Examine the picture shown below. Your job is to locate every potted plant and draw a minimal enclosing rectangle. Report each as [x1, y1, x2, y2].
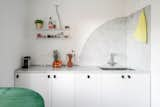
[35, 19, 44, 29]
[52, 50, 62, 68]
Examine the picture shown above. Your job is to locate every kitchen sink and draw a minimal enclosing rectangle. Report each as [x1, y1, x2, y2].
[99, 67, 134, 71]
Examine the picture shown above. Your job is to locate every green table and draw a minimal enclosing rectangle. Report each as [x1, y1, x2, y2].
[0, 88, 44, 107]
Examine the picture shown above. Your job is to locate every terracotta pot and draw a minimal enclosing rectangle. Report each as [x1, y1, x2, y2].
[52, 60, 62, 68]
[36, 23, 43, 29]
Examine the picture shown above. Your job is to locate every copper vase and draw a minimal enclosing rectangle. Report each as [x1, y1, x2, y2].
[67, 54, 73, 67]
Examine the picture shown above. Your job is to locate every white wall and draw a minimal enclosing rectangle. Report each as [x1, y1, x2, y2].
[0, 0, 28, 87]
[28, 0, 126, 66]
[151, 0, 160, 107]
[125, 0, 151, 16]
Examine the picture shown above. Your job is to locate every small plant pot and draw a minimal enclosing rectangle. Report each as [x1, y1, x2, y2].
[35, 19, 44, 29]
[35, 23, 43, 29]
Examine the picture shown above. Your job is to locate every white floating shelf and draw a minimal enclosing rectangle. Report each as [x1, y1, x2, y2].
[36, 28, 64, 32]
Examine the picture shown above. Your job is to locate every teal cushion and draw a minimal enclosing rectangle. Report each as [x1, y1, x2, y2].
[0, 88, 44, 107]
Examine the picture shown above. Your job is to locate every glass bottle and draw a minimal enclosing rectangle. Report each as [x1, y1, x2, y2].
[48, 17, 53, 29]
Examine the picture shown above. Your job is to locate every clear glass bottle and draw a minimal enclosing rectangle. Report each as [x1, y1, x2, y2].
[48, 17, 53, 29]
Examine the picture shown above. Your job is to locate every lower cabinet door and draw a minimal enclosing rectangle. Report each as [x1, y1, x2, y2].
[101, 73, 150, 107]
[15, 73, 51, 107]
[51, 72, 74, 107]
[101, 73, 124, 107]
[123, 73, 150, 107]
[75, 73, 100, 107]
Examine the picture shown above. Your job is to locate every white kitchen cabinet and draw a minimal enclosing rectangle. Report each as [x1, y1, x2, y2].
[14, 73, 51, 107]
[101, 73, 124, 107]
[15, 72, 75, 107]
[51, 72, 74, 107]
[101, 73, 150, 107]
[124, 73, 150, 107]
[15, 70, 150, 107]
[75, 73, 100, 107]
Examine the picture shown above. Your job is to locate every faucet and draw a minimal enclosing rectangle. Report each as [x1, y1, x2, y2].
[108, 53, 117, 66]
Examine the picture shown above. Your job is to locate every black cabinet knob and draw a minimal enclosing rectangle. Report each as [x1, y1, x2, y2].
[48, 75, 51, 78]
[128, 75, 131, 79]
[87, 75, 90, 79]
[53, 75, 56, 79]
[16, 74, 19, 79]
[121, 75, 125, 79]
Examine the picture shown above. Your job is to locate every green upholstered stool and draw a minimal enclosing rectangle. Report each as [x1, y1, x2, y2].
[0, 88, 44, 107]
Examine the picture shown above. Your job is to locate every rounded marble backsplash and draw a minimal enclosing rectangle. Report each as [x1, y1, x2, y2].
[79, 5, 150, 71]
[79, 17, 127, 67]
